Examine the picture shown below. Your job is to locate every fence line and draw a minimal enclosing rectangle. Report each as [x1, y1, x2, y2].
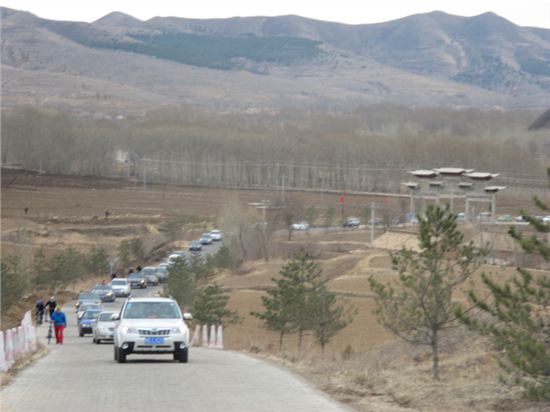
[1, 311, 38, 372]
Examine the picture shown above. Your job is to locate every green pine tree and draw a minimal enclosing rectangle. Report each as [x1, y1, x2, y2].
[456, 167, 550, 401]
[164, 256, 197, 312]
[191, 282, 242, 327]
[308, 277, 356, 356]
[369, 204, 488, 380]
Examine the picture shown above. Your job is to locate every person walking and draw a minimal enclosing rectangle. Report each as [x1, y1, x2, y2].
[44, 296, 57, 321]
[50, 306, 67, 344]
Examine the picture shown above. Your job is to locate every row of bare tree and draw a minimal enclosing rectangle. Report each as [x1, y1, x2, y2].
[2, 105, 547, 198]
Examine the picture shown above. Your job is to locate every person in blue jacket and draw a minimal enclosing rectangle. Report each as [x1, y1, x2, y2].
[50, 306, 67, 344]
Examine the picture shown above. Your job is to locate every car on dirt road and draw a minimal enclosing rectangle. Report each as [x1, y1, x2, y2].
[497, 215, 513, 222]
[91, 284, 116, 302]
[93, 311, 117, 344]
[113, 296, 192, 363]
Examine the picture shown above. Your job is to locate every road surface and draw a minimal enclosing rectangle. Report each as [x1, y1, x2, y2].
[1, 282, 354, 412]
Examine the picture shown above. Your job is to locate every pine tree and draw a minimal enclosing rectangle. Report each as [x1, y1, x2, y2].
[191, 282, 242, 328]
[456, 167, 550, 401]
[164, 256, 197, 312]
[369, 204, 488, 380]
[308, 277, 356, 356]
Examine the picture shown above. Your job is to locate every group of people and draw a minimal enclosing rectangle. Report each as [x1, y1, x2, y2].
[35, 297, 67, 344]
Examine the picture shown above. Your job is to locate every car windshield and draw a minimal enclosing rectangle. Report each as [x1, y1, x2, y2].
[191, 241, 200, 245]
[142, 267, 155, 275]
[211, 230, 220, 234]
[79, 293, 99, 300]
[83, 311, 101, 320]
[128, 273, 144, 279]
[123, 302, 181, 319]
[93, 285, 111, 290]
[112, 280, 126, 286]
[201, 234, 211, 238]
[99, 313, 115, 321]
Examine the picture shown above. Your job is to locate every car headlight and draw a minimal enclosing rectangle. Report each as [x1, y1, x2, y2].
[121, 327, 138, 334]
[171, 327, 187, 334]
[98, 326, 107, 332]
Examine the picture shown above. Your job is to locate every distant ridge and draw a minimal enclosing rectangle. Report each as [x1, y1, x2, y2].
[93, 12, 143, 28]
[1, 7, 549, 112]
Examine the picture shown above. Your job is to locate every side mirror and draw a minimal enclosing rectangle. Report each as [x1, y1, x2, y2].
[183, 313, 192, 320]
[111, 314, 120, 320]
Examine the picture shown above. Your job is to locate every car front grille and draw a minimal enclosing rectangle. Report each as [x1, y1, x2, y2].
[108, 327, 114, 331]
[138, 329, 170, 336]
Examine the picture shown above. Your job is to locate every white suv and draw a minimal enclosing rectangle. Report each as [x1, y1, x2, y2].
[113, 297, 191, 363]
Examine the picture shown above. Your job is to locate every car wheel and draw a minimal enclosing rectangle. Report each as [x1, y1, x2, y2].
[79, 331, 84, 337]
[92, 337, 96, 343]
[117, 347, 126, 363]
[114, 346, 118, 361]
[179, 348, 188, 363]
[96, 339, 101, 344]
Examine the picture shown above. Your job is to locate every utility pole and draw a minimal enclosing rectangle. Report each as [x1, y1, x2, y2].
[370, 202, 375, 247]
[143, 158, 148, 191]
[261, 199, 269, 224]
[472, 204, 476, 241]
[276, 161, 279, 200]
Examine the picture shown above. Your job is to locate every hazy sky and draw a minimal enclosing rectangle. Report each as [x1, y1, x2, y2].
[2, 0, 549, 29]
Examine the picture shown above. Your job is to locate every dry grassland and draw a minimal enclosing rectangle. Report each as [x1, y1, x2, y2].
[2, 170, 549, 411]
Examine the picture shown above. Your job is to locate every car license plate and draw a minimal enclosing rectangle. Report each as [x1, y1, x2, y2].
[132, 282, 138, 286]
[145, 337, 164, 344]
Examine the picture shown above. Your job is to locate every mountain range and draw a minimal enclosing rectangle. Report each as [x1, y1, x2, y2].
[1, 7, 549, 114]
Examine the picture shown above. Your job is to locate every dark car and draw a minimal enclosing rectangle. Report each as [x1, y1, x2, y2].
[200, 233, 213, 245]
[189, 241, 202, 251]
[78, 309, 103, 337]
[91, 284, 116, 302]
[127, 272, 147, 289]
[156, 267, 168, 283]
[75, 292, 101, 312]
[142, 267, 159, 286]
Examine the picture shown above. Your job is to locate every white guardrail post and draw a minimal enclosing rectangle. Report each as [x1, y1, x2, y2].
[11, 328, 19, 361]
[0, 331, 7, 372]
[216, 326, 223, 349]
[4, 329, 14, 368]
[202, 325, 208, 347]
[209, 325, 216, 348]
[191, 325, 200, 347]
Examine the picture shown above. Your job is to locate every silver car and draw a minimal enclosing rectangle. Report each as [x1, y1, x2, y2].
[111, 278, 131, 297]
[93, 311, 117, 344]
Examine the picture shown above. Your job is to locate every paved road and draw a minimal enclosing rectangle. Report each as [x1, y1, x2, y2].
[1, 284, 354, 412]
